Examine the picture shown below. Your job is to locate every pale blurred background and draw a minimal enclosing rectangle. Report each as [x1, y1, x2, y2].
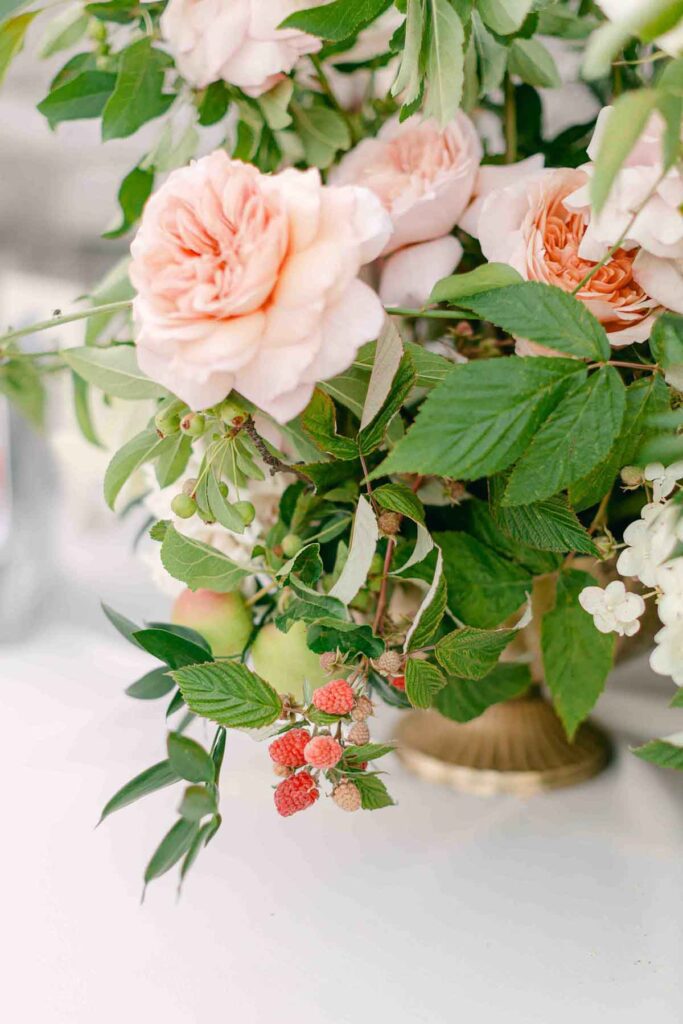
[1, 22, 682, 1024]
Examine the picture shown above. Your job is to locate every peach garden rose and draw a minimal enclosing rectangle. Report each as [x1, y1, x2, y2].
[129, 151, 391, 421]
[160, 0, 325, 96]
[473, 166, 670, 348]
[331, 113, 483, 306]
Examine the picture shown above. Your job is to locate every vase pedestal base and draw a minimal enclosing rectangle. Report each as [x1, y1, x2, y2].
[395, 695, 610, 796]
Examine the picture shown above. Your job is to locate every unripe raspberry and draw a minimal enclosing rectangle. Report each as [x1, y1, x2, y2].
[455, 320, 474, 337]
[274, 772, 319, 817]
[351, 695, 373, 721]
[332, 781, 361, 812]
[348, 721, 370, 745]
[312, 678, 355, 715]
[273, 764, 292, 778]
[268, 728, 310, 768]
[621, 465, 643, 488]
[304, 735, 343, 769]
[390, 675, 406, 691]
[375, 650, 403, 676]
[378, 510, 401, 535]
[319, 650, 338, 673]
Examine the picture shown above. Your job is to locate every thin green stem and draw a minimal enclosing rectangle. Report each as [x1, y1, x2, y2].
[0, 299, 133, 346]
[385, 306, 473, 320]
[504, 73, 517, 164]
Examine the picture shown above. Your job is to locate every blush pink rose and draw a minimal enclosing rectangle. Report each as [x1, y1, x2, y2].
[130, 151, 391, 422]
[474, 166, 666, 347]
[160, 0, 325, 97]
[330, 113, 483, 307]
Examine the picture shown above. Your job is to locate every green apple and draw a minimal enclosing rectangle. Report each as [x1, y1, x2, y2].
[251, 621, 329, 700]
[171, 588, 252, 657]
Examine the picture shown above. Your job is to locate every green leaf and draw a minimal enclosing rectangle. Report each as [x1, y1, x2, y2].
[405, 549, 447, 651]
[146, 621, 211, 653]
[424, 0, 465, 126]
[478, 0, 532, 34]
[353, 773, 395, 810]
[435, 624, 518, 680]
[103, 164, 155, 239]
[374, 482, 425, 524]
[167, 732, 215, 784]
[591, 90, 660, 214]
[491, 486, 598, 556]
[570, 375, 669, 511]
[178, 785, 217, 822]
[437, 531, 530, 628]
[179, 815, 221, 889]
[329, 494, 379, 604]
[132, 627, 212, 669]
[72, 373, 103, 447]
[307, 619, 384, 658]
[144, 818, 199, 886]
[0, 359, 45, 427]
[302, 389, 359, 459]
[171, 661, 282, 729]
[359, 352, 416, 455]
[405, 658, 446, 709]
[102, 38, 174, 141]
[292, 102, 351, 168]
[435, 663, 531, 722]
[650, 314, 683, 391]
[0, 10, 38, 86]
[503, 366, 626, 506]
[343, 742, 395, 765]
[633, 734, 683, 770]
[461, 498, 562, 575]
[391, 0, 424, 107]
[197, 81, 230, 126]
[457, 283, 610, 360]
[99, 760, 180, 823]
[280, 0, 391, 40]
[39, 5, 89, 58]
[508, 38, 561, 88]
[85, 256, 134, 346]
[160, 524, 249, 593]
[155, 432, 192, 489]
[125, 667, 175, 700]
[103, 602, 145, 647]
[37, 70, 116, 127]
[541, 569, 614, 739]
[359, 318, 403, 427]
[376, 357, 584, 480]
[103, 427, 167, 509]
[584, 0, 683, 79]
[430, 262, 523, 304]
[62, 345, 166, 400]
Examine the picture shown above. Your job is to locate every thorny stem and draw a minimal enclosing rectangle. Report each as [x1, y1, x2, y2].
[589, 487, 613, 535]
[242, 415, 310, 482]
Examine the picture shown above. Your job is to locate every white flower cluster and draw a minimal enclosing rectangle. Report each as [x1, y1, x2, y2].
[579, 462, 683, 685]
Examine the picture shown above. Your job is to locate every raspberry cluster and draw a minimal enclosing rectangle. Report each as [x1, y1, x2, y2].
[267, 675, 384, 817]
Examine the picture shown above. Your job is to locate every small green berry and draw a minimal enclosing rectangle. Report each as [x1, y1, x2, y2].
[281, 533, 303, 558]
[154, 410, 180, 436]
[234, 500, 256, 525]
[218, 481, 229, 498]
[180, 412, 206, 437]
[171, 493, 196, 519]
[219, 397, 246, 425]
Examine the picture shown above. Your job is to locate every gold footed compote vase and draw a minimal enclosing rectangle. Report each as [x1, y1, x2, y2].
[395, 574, 654, 796]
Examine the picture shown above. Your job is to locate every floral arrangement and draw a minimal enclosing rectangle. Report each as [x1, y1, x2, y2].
[1, 0, 683, 892]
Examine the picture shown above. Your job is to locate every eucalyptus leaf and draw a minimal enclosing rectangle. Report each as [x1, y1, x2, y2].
[99, 760, 180, 823]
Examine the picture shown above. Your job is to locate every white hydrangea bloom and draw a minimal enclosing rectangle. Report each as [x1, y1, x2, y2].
[650, 620, 683, 686]
[656, 558, 683, 625]
[578, 580, 646, 637]
[616, 502, 679, 587]
[643, 460, 683, 503]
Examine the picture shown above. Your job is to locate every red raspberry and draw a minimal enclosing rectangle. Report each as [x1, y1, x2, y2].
[312, 678, 355, 715]
[268, 728, 310, 768]
[390, 675, 406, 691]
[304, 735, 343, 769]
[274, 772, 319, 817]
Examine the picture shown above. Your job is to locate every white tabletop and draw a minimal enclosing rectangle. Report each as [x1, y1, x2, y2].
[2, 617, 682, 1023]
